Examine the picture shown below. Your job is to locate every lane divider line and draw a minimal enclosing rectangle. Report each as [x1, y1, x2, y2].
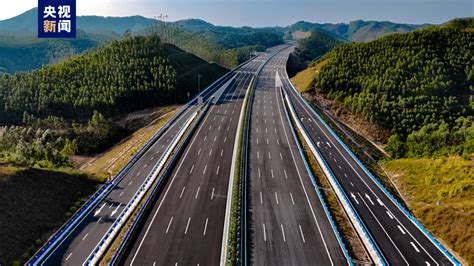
[283, 54, 459, 266]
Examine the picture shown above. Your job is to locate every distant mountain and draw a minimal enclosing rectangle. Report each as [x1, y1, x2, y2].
[442, 17, 474, 30]
[0, 8, 432, 43]
[0, 8, 441, 74]
[0, 32, 98, 73]
[0, 8, 37, 36]
[175, 19, 215, 31]
[0, 8, 156, 39]
[346, 20, 430, 41]
[77, 15, 154, 37]
[0, 8, 285, 72]
[283, 20, 430, 42]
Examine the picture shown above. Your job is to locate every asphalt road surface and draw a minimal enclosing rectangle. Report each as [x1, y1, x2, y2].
[119, 56, 265, 266]
[246, 50, 348, 265]
[279, 48, 456, 265]
[36, 60, 243, 265]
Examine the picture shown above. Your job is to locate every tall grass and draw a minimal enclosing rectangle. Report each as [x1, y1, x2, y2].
[383, 156, 473, 264]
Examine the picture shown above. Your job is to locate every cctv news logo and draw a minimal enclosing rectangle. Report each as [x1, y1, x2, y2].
[38, 0, 76, 38]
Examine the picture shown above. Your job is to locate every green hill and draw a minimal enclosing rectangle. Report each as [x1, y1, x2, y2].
[0, 33, 98, 74]
[0, 35, 226, 124]
[0, 8, 282, 72]
[442, 17, 474, 30]
[0, 35, 227, 167]
[282, 20, 430, 42]
[294, 31, 341, 63]
[0, 8, 154, 38]
[315, 25, 473, 158]
[175, 19, 215, 31]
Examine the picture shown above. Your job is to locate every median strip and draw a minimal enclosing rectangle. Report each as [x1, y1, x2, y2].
[221, 75, 255, 266]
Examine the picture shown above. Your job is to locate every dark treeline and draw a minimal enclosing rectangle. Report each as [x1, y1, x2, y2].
[315, 25, 474, 158]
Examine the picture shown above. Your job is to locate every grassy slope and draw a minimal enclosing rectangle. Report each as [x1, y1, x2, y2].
[383, 157, 473, 264]
[0, 167, 101, 265]
[290, 59, 328, 93]
[82, 106, 178, 176]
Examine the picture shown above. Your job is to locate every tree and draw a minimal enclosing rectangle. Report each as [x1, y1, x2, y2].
[386, 134, 405, 158]
[61, 138, 77, 157]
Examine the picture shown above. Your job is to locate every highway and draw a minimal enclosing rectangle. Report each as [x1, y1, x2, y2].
[30, 59, 247, 265]
[118, 56, 265, 265]
[279, 48, 458, 265]
[29, 44, 457, 266]
[245, 50, 349, 265]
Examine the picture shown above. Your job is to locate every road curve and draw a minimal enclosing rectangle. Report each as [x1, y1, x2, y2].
[280, 47, 458, 265]
[246, 48, 349, 266]
[118, 56, 264, 266]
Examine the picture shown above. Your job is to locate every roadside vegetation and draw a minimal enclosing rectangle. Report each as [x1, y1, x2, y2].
[0, 35, 225, 264]
[291, 59, 329, 93]
[316, 25, 473, 158]
[383, 157, 473, 263]
[0, 167, 101, 265]
[82, 106, 178, 177]
[227, 77, 254, 265]
[294, 31, 341, 64]
[0, 35, 226, 168]
[290, 18, 473, 263]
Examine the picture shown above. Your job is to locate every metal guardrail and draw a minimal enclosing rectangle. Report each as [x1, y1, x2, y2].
[28, 57, 254, 265]
[282, 88, 354, 265]
[230, 52, 279, 266]
[284, 73, 460, 265]
[86, 111, 198, 264]
[283, 84, 386, 265]
[220, 75, 252, 266]
[28, 107, 184, 265]
[239, 76, 254, 266]
[283, 65, 460, 265]
[109, 101, 212, 265]
[235, 48, 290, 265]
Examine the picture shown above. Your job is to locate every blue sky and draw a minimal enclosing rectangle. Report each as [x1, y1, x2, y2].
[1, 0, 473, 26]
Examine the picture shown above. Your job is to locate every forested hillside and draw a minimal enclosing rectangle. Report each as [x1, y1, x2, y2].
[146, 20, 283, 67]
[0, 35, 226, 124]
[315, 25, 474, 158]
[0, 33, 98, 74]
[174, 19, 283, 49]
[294, 31, 341, 63]
[0, 35, 227, 167]
[0, 9, 282, 72]
[0, 35, 176, 123]
[281, 20, 429, 42]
